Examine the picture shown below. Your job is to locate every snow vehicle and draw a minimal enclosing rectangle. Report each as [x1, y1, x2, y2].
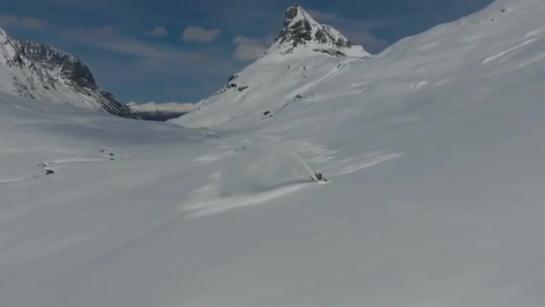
[314, 172, 328, 184]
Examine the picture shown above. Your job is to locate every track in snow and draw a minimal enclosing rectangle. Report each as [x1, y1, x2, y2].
[0, 148, 117, 185]
[183, 138, 402, 218]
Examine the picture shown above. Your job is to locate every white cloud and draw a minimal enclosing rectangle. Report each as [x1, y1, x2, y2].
[181, 26, 221, 43]
[233, 36, 268, 62]
[87, 25, 118, 40]
[147, 26, 168, 38]
[0, 15, 45, 30]
[63, 25, 217, 69]
[57, 26, 231, 80]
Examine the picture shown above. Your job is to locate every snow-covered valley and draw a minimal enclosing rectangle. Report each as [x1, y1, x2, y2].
[2, 0, 545, 306]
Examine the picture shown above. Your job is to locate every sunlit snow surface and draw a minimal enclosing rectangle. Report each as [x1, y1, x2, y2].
[2, 0, 545, 306]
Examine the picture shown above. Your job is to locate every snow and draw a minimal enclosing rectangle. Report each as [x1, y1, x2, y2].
[127, 101, 196, 113]
[482, 38, 538, 64]
[2, 0, 545, 306]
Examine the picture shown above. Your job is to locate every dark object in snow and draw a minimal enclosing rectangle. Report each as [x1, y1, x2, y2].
[263, 110, 271, 116]
[238, 86, 249, 92]
[227, 74, 239, 82]
[45, 169, 55, 175]
[295, 94, 303, 100]
[314, 172, 328, 183]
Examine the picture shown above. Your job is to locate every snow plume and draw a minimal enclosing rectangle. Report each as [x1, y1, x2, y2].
[289, 151, 320, 182]
[182, 26, 221, 43]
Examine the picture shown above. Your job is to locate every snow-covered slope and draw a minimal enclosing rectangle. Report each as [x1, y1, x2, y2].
[0, 28, 130, 116]
[127, 101, 196, 121]
[175, 0, 543, 131]
[127, 101, 195, 113]
[2, 0, 545, 306]
[176, 6, 370, 128]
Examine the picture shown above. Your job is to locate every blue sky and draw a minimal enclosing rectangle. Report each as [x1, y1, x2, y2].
[0, 0, 492, 102]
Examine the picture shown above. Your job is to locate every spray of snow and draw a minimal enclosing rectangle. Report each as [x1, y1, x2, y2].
[289, 151, 319, 182]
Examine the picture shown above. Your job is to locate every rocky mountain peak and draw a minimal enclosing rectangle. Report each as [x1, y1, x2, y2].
[0, 28, 130, 116]
[269, 5, 369, 57]
[283, 5, 313, 27]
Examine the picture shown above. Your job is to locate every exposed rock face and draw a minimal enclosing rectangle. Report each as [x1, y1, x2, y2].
[16, 42, 97, 89]
[0, 28, 130, 116]
[269, 5, 369, 57]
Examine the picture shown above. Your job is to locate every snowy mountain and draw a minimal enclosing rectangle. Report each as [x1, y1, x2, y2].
[2, 0, 545, 306]
[177, 6, 370, 128]
[268, 5, 369, 58]
[0, 28, 130, 116]
[175, 0, 542, 130]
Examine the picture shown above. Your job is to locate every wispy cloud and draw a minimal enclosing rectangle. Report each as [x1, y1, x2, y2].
[181, 26, 221, 43]
[63, 26, 195, 62]
[53, 24, 243, 101]
[0, 15, 45, 30]
[232, 36, 268, 62]
[146, 26, 168, 38]
[60, 25, 240, 77]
